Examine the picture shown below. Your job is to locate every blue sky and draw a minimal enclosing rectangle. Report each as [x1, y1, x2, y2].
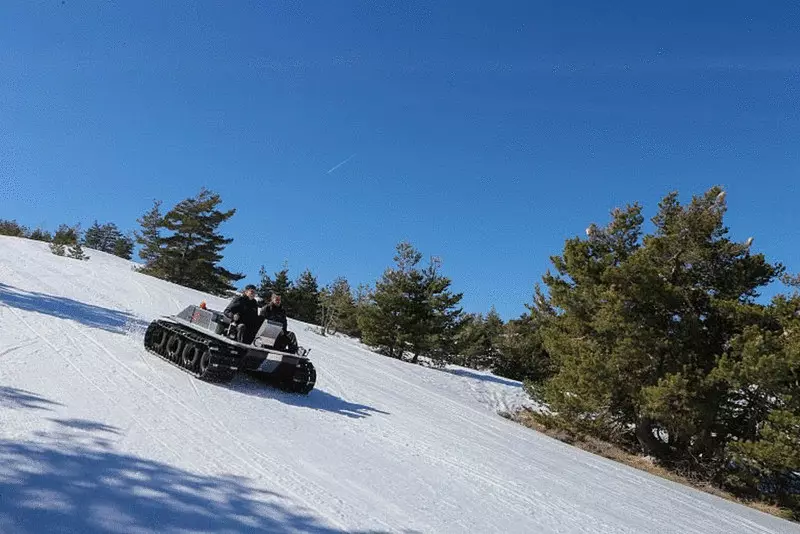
[1, 1, 798, 319]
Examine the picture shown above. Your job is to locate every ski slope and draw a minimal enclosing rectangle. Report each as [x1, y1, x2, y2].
[0, 235, 797, 534]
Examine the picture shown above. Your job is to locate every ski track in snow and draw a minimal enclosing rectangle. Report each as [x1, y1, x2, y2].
[0, 236, 798, 534]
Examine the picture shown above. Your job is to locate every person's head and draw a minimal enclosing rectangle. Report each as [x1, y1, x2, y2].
[271, 293, 281, 306]
[243, 284, 257, 299]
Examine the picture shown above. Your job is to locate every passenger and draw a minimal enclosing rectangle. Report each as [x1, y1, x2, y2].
[223, 284, 260, 343]
[260, 293, 298, 353]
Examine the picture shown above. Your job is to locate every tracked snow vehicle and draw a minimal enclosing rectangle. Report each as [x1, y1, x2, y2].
[143, 304, 316, 394]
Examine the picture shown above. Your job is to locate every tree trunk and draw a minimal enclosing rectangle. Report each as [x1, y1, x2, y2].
[635, 417, 668, 459]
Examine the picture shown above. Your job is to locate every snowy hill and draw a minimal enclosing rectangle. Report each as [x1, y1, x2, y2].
[0, 235, 797, 534]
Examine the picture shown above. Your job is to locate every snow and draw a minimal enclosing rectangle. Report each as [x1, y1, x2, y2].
[0, 235, 797, 534]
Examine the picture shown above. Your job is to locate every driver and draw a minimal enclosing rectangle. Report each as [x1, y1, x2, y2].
[223, 284, 260, 343]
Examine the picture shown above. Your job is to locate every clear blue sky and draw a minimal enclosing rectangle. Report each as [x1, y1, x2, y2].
[1, 1, 798, 319]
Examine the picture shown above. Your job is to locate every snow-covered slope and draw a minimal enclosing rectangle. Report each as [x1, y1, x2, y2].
[0, 235, 796, 534]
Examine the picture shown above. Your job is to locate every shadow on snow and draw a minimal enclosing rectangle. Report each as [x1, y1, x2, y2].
[229, 376, 390, 420]
[48, 418, 122, 435]
[441, 367, 523, 388]
[0, 438, 401, 534]
[0, 390, 402, 534]
[0, 386, 63, 411]
[0, 282, 148, 335]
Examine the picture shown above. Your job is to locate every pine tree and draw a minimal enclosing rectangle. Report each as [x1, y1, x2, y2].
[535, 187, 783, 465]
[495, 309, 552, 384]
[52, 224, 78, 245]
[289, 269, 320, 324]
[715, 276, 800, 513]
[84, 221, 124, 254]
[136, 190, 244, 295]
[271, 268, 293, 298]
[29, 228, 52, 242]
[455, 308, 505, 370]
[49, 242, 66, 256]
[318, 286, 334, 335]
[358, 242, 463, 363]
[415, 256, 464, 365]
[483, 308, 506, 368]
[358, 242, 422, 359]
[453, 314, 483, 367]
[113, 234, 134, 260]
[319, 277, 359, 336]
[0, 219, 29, 237]
[84, 221, 105, 250]
[257, 266, 273, 299]
[68, 240, 89, 261]
[258, 265, 294, 302]
[134, 200, 164, 268]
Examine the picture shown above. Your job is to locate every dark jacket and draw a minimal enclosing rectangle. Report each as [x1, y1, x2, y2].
[261, 303, 288, 331]
[224, 294, 260, 326]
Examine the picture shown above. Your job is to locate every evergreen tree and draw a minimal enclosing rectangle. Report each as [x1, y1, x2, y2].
[113, 234, 134, 260]
[258, 265, 294, 303]
[49, 242, 66, 256]
[534, 187, 783, 467]
[453, 314, 483, 367]
[84, 221, 103, 249]
[53, 224, 78, 245]
[318, 286, 334, 335]
[0, 219, 29, 237]
[358, 242, 422, 359]
[334, 277, 360, 336]
[289, 269, 320, 324]
[134, 200, 164, 268]
[271, 268, 293, 298]
[29, 228, 52, 242]
[455, 308, 505, 370]
[136, 190, 244, 295]
[319, 277, 359, 336]
[415, 256, 464, 365]
[495, 309, 553, 384]
[257, 266, 273, 299]
[68, 239, 89, 261]
[84, 221, 125, 254]
[715, 276, 800, 513]
[358, 242, 463, 363]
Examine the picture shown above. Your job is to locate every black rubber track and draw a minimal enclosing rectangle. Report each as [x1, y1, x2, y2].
[291, 359, 317, 394]
[143, 320, 239, 383]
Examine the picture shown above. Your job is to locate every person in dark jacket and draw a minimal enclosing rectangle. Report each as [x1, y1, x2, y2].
[261, 293, 288, 331]
[260, 293, 298, 353]
[223, 284, 260, 343]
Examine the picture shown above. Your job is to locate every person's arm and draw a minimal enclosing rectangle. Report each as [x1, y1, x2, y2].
[224, 297, 243, 321]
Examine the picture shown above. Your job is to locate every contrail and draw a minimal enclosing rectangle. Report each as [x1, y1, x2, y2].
[326, 153, 357, 174]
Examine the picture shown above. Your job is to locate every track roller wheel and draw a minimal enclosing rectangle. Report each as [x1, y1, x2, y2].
[181, 342, 202, 370]
[156, 327, 170, 354]
[198, 348, 212, 377]
[165, 334, 184, 362]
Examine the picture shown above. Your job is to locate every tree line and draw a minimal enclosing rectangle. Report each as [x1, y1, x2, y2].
[0, 219, 133, 261]
[4, 185, 798, 515]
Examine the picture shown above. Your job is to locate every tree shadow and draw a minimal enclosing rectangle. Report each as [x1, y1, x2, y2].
[229, 376, 390, 420]
[48, 418, 121, 435]
[441, 367, 523, 388]
[0, 386, 63, 411]
[0, 282, 148, 335]
[0, 436, 402, 534]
